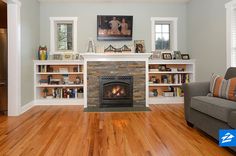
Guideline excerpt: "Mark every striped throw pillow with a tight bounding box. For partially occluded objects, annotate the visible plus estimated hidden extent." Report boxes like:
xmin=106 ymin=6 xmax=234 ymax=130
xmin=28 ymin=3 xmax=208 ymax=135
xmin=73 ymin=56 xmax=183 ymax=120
xmin=209 ymin=74 xmax=236 ymax=101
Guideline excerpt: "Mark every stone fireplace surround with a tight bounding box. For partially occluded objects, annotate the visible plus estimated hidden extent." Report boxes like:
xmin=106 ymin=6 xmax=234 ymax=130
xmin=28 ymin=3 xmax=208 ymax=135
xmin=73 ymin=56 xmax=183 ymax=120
xmin=81 ymin=53 xmax=152 ymax=108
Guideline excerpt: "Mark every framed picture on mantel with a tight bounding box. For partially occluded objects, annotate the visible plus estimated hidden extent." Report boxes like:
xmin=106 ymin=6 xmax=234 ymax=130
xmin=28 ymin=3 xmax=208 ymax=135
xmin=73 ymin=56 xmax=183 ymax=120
xmin=134 ymin=40 xmax=145 ymax=53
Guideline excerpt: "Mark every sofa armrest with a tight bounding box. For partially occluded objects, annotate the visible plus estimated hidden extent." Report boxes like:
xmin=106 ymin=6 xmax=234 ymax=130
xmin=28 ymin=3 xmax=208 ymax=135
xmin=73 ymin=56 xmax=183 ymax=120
xmin=228 ymin=111 xmax=236 ymax=128
xmin=182 ymin=82 xmax=210 ymax=122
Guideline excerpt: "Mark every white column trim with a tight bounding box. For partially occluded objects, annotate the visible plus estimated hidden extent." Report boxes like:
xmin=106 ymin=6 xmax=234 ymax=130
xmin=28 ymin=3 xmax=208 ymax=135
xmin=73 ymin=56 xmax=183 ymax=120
xmin=7 ymin=0 xmax=21 ymax=116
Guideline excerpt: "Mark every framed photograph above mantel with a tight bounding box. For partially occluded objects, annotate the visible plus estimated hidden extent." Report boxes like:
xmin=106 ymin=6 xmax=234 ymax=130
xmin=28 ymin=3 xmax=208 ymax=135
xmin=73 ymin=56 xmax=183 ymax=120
xmin=97 ymin=15 xmax=133 ymax=41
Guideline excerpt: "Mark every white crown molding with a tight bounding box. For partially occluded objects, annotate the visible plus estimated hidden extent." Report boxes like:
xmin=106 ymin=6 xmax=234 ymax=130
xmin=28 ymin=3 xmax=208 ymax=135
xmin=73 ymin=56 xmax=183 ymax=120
xmin=38 ymin=0 xmax=190 ymax=3
xmin=7 ymin=0 xmax=21 ymax=6
xmin=225 ymin=0 xmax=236 ymax=8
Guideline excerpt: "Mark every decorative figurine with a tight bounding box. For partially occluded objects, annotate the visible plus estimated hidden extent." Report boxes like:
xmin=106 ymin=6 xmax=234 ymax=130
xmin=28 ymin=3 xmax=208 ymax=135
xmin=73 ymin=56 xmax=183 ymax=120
xmin=87 ymin=38 xmax=96 ymax=53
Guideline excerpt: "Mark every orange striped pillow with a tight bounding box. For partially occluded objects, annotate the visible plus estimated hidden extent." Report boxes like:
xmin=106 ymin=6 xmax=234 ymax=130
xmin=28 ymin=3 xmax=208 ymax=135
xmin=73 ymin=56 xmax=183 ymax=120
xmin=210 ymin=74 xmax=236 ymax=101
xmin=227 ymin=78 xmax=236 ymax=101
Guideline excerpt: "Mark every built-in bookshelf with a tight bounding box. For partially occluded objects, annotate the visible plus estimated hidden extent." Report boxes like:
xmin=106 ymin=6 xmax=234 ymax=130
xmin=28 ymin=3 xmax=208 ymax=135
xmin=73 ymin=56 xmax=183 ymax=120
xmin=33 ymin=60 xmax=84 ymax=105
xmin=33 ymin=58 xmax=195 ymax=106
xmin=148 ymin=59 xmax=195 ymax=104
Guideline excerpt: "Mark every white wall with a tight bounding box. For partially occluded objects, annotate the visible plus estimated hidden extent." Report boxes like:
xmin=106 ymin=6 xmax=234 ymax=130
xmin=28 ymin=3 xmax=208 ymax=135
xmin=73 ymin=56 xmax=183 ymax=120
xmin=40 ymin=2 xmax=187 ymax=53
xmin=21 ymin=0 xmax=40 ymax=106
xmin=187 ymin=0 xmax=231 ymax=81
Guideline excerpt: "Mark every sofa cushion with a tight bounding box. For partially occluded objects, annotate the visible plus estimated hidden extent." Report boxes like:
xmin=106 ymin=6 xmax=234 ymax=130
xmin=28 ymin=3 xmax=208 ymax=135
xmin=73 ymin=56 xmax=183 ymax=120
xmin=209 ymin=73 xmax=236 ymax=101
xmin=191 ymin=96 xmax=236 ymax=122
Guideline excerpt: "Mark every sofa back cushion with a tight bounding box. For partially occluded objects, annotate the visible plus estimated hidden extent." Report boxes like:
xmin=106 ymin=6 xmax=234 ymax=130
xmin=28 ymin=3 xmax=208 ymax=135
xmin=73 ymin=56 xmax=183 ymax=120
xmin=225 ymin=67 xmax=236 ymax=80
xmin=210 ymin=74 xmax=236 ymax=101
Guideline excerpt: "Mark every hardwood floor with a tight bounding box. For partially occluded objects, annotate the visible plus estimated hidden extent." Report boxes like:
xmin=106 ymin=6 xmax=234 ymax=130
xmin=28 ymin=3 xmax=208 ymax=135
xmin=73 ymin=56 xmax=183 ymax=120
xmin=0 ymin=105 xmax=233 ymax=156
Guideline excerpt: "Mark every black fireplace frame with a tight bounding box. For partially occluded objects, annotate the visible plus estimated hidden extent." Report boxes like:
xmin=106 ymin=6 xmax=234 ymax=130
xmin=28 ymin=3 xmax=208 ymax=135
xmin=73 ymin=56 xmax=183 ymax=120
xmin=99 ymin=76 xmax=133 ymax=108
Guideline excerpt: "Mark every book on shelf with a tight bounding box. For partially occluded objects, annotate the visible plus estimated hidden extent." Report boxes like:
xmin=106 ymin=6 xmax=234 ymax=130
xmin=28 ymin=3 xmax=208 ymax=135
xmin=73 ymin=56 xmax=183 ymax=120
xmin=163 ymin=91 xmax=174 ymax=97
xmin=47 ymin=88 xmax=84 ymax=99
xmin=174 ymin=87 xmax=183 ymax=97
xmin=38 ymin=65 xmax=53 ymax=73
xmin=160 ymin=87 xmax=183 ymax=97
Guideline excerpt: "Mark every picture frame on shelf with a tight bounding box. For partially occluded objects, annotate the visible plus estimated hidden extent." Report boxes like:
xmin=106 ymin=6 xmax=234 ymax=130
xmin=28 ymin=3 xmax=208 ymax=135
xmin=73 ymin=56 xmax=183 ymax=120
xmin=173 ymin=51 xmax=182 ymax=60
xmin=53 ymin=54 xmax=62 ymax=60
xmin=134 ymin=40 xmax=145 ymax=53
xmin=74 ymin=54 xmax=80 ymax=60
xmin=181 ymin=54 xmax=190 ymax=60
xmin=63 ymin=53 xmax=73 ymax=60
xmin=151 ymin=51 xmax=162 ymax=59
xmin=162 ymin=53 xmax=172 ymax=60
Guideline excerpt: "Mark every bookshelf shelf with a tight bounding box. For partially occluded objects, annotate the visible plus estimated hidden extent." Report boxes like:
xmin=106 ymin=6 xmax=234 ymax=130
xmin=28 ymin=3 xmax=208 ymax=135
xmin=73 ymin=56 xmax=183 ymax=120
xmin=148 ymin=59 xmax=195 ymax=104
xmin=36 ymin=84 xmax=84 ymax=88
xmin=149 ymin=71 xmax=193 ymax=74
xmin=34 ymin=60 xmax=84 ymax=105
xmin=149 ymin=83 xmax=182 ymax=87
xmin=36 ymin=72 xmax=83 ymax=75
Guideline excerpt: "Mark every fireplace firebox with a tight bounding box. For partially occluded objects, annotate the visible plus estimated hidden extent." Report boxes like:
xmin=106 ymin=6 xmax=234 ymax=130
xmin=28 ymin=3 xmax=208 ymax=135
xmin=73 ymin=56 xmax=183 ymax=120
xmin=100 ymin=76 xmax=133 ymax=108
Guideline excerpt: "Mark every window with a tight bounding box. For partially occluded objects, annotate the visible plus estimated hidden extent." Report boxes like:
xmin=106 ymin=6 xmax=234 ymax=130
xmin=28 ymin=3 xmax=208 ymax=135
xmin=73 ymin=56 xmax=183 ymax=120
xmin=151 ymin=17 xmax=178 ymax=51
xmin=155 ymin=24 xmax=170 ymax=50
xmin=226 ymin=0 xmax=236 ymax=67
xmin=50 ymin=17 xmax=78 ymax=54
xmin=57 ymin=23 xmax=73 ymax=51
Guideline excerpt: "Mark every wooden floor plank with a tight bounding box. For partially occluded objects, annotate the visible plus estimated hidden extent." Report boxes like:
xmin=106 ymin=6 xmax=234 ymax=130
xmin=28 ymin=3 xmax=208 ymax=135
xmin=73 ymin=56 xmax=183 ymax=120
xmin=0 ymin=105 xmax=234 ymax=156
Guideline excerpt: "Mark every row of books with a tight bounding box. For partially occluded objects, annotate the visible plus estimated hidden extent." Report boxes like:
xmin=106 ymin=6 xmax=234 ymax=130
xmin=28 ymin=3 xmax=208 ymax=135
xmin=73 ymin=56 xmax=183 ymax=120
xmin=163 ymin=87 xmax=183 ymax=97
xmin=45 ymin=88 xmax=84 ymax=99
xmin=161 ymin=74 xmax=190 ymax=84
xmin=38 ymin=65 xmax=82 ymax=73
xmin=38 ymin=65 xmax=52 ymax=73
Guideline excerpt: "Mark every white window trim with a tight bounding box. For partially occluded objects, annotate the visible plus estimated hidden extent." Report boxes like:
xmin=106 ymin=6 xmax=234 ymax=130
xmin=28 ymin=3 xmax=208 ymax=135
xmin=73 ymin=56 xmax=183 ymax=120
xmin=226 ymin=0 xmax=236 ymax=68
xmin=50 ymin=17 xmax=78 ymax=54
xmin=151 ymin=17 xmax=178 ymax=51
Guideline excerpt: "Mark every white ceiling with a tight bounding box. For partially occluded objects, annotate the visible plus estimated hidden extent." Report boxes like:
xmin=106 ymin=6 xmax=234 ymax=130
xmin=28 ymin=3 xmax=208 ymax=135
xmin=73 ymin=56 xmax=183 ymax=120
xmin=38 ymin=0 xmax=190 ymax=3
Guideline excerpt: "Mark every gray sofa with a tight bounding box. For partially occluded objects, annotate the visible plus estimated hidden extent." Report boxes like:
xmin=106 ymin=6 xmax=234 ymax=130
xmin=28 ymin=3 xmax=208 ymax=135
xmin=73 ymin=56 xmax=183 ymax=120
xmin=182 ymin=67 xmax=236 ymax=152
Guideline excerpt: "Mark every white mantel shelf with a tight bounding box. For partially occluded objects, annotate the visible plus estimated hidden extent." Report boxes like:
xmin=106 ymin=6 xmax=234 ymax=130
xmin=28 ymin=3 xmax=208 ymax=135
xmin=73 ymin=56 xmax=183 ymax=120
xmin=80 ymin=53 xmax=152 ymax=61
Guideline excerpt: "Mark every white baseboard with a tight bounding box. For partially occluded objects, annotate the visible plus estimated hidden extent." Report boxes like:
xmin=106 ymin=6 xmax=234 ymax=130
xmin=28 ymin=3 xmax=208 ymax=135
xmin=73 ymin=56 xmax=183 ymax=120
xmin=34 ymin=99 xmax=84 ymax=106
xmin=20 ymin=101 xmax=35 ymax=114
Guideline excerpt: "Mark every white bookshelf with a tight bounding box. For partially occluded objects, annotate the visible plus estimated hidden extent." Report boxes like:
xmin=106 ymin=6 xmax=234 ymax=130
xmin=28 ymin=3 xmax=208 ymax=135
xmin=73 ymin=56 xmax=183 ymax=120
xmin=148 ymin=59 xmax=195 ymax=104
xmin=33 ymin=60 xmax=84 ymax=105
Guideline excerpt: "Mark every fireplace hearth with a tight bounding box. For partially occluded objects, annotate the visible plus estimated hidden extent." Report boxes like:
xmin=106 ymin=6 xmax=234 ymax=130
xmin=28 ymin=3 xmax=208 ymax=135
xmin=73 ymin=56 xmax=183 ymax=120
xmin=100 ymin=76 xmax=133 ymax=108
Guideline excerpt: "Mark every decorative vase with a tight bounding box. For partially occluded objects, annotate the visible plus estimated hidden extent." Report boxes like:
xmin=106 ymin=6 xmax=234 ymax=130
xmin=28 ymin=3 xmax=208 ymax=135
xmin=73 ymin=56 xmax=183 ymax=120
xmin=38 ymin=45 xmax=47 ymax=60
xmin=153 ymin=89 xmax=158 ymax=97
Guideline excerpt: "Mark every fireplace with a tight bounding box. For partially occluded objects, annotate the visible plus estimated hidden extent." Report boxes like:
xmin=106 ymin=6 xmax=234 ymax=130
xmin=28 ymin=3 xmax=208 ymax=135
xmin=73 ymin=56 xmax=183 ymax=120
xmin=100 ymin=76 xmax=133 ymax=108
